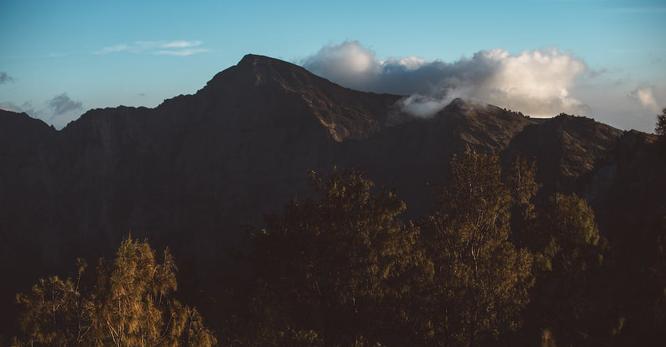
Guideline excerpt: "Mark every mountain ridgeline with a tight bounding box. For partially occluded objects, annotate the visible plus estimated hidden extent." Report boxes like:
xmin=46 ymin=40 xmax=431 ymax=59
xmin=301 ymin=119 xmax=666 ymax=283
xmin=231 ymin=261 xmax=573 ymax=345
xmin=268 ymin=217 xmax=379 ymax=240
xmin=1 ymin=54 xmax=664 ymax=345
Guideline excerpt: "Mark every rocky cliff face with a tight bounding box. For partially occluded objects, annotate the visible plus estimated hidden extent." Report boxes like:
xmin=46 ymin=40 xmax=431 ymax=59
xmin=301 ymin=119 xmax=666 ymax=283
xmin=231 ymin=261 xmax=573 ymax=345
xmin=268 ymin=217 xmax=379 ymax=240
xmin=0 ymin=54 xmax=660 ymax=335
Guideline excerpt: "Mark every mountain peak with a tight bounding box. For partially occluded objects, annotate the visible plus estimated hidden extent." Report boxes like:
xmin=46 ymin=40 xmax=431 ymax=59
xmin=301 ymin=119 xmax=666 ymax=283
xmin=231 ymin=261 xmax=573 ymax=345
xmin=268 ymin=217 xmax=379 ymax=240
xmin=237 ymin=53 xmax=286 ymax=67
xmin=203 ymin=53 xmax=316 ymax=94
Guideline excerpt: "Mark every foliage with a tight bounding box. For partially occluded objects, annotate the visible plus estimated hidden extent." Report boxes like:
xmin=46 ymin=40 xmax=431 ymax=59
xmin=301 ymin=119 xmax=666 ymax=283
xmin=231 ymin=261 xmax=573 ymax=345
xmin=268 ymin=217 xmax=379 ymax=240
xmin=13 ymin=237 xmax=217 ymax=347
xmin=657 ymin=108 xmax=666 ymax=150
xmin=421 ymin=151 xmax=534 ymax=346
xmin=527 ymin=193 xmax=609 ymax=346
xmin=14 ymin=147 xmax=663 ymax=346
xmin=656 ymin=108 xmax=666 ymax=137
xmin=504 ymin=157 xmax=540 ymax=250
xmin=247 ymin=170 xmax=433 ymax=346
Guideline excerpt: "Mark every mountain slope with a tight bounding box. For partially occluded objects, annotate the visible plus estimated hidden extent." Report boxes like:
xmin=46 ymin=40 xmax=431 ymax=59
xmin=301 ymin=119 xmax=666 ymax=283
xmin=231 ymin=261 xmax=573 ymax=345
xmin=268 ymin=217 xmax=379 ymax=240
xmin=0 ymin=54 xmax=657 ymax=339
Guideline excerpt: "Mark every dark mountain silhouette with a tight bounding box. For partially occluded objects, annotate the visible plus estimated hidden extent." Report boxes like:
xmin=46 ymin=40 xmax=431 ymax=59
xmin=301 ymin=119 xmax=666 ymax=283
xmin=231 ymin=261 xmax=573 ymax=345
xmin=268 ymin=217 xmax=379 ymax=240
xmin=0 ymin=54 xmax=663 ymax=339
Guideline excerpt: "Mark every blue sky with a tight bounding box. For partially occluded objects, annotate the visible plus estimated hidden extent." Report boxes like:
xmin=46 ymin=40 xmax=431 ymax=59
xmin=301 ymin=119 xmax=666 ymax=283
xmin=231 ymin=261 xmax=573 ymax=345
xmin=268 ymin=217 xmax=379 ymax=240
xmin=1 ymin=0 xmax=664 ymax=130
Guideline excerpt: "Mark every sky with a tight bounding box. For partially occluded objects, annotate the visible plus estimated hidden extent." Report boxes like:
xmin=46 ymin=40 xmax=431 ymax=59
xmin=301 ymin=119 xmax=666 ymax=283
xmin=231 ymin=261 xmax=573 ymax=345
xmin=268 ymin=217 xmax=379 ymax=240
xmin=0 ymin=0 xmax=664 ymax=131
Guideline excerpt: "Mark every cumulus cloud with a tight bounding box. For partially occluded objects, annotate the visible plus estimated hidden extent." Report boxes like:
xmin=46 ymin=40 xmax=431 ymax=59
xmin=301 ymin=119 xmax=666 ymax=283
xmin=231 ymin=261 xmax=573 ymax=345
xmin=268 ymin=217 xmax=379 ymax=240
xmin=303 ymin=41 xmax=588 ymax=118
xmin=302 ymin=41 xmax=382 ymax=90
xmin=0 ymin=72 xmax=14 ymax=84
xmin=95 ymin=40 xmax=208 ymax=56
xmin=47 ymin=93 xmax=82 ymax=116
xmin=630 ymin=86 xmax=659 ymax=112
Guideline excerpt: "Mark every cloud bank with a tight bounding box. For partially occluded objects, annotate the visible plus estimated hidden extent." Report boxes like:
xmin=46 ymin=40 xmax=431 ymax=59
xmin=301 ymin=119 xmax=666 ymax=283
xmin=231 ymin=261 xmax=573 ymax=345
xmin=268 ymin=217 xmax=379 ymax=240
xmin=303 ymin=41 xmax=588 ymax=118
xmin=95 ymin=40 xmax=208 ymax=56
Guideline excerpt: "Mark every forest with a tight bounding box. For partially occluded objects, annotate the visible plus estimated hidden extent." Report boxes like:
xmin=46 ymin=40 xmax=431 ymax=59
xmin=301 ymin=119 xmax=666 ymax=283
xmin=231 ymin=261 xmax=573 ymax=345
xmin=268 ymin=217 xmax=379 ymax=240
xmin=10 ymin=110 xmax=666 ymax=346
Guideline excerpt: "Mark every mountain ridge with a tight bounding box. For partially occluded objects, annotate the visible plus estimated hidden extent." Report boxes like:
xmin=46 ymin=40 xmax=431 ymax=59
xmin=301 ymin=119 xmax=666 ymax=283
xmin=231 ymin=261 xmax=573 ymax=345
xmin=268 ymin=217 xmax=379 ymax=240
xmin=0 ymin=54 xmax=661 ymax=339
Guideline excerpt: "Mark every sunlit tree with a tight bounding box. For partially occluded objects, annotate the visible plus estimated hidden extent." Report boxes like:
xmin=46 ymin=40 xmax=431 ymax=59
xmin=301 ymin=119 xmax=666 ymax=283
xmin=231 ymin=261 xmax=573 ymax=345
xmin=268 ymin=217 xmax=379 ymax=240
xmin=13 ymin=237 xmax=217 ymax=347
xmin=422 ymin=151 xmax=534 ymax=346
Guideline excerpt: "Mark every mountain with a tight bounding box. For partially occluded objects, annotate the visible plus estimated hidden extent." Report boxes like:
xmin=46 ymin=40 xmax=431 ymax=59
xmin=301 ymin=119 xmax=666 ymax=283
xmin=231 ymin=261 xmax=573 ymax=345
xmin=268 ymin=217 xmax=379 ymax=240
xmin=0 ymin=54 xmax=663 ymax=339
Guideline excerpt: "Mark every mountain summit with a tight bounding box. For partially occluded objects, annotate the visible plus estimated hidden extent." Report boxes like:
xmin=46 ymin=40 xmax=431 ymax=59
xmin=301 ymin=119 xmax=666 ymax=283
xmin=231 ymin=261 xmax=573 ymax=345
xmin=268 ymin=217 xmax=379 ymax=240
xmin=198 ymin=53 xmax=401 ymax=141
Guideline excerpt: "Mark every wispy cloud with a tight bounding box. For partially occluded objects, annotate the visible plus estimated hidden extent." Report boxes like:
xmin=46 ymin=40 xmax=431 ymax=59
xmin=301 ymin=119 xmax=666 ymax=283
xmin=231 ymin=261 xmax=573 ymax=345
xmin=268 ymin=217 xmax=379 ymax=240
xmin=95 ymin=44 xmax=131 ymax=55
xmin=630 ymin=86 xmax=660 ymax=112
xmin=0 ymin=72 xmax=14 ymax=84
xmin=94 ymin=40 xmax=208 ymax=56
xmin=1 ymin=93 xmax=84 ymax=129
xmin=160 ymin=40 xmax=202 ymax=49
xmin=0 ymin=101 xmax=34 ymax=114
xmin=155 ymin=48 xmax=209 ymax=56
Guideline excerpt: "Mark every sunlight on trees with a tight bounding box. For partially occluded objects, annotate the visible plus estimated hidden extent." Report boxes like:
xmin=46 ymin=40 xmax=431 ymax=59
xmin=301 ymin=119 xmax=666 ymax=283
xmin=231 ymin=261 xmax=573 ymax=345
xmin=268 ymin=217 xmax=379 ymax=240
xmin=13 ymin=237 xmax=216 ymax=347
xmin=421 ymin=151 xmax=534 ymax=346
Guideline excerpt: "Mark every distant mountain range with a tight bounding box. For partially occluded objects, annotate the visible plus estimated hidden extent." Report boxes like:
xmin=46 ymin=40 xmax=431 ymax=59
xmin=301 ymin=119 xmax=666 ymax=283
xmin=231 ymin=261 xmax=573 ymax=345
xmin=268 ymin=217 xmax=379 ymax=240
xmin=0 ymin=54 xmax=663 ymax=338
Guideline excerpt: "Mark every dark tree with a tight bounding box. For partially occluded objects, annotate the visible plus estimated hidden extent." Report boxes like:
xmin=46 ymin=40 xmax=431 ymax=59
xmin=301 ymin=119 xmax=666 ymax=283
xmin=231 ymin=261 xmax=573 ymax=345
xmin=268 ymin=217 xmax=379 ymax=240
xmin=657 ymin=108 xmax=666 ymax=151
xmin=656 ymin=108 xmax=666 ymax=137
xmin=504 ymin=157 xmax=540 ymax=250
xmin=247 ymin=170 xmax=432 ymax=346
xmin=527 ymin=194 xmax=609 ymax=347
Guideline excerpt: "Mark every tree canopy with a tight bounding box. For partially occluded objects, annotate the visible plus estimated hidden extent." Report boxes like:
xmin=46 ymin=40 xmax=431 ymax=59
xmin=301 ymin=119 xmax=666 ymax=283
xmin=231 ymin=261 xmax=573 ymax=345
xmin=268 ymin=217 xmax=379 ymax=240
xmin=247 ymin=170 xmax=432 ymax=346
xmin=421 ymin=151 xmax=534 ymax=346
xmin=13 ymin=237 xmax=216 ymax=347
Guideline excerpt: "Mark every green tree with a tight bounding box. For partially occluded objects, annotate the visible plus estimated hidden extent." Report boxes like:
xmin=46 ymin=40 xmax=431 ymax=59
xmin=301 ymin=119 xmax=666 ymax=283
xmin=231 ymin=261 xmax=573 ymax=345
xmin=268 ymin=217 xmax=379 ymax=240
xmin=530 ymin=193 xmax=608 ymax=346
xmin=422 ymin=151 xmax=534 ymax=346
xmin=13 ymin=237 xmax=217 ymax=347
xmin=248 ymin=170 xmax=432 ymax=346
xmin=504 ymin=157 xmax=540 ymax=249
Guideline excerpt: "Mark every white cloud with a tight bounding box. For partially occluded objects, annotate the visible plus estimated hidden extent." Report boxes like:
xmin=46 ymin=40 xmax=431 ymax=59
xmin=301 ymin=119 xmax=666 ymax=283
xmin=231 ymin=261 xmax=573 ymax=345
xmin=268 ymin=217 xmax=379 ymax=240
xmin=630 ymin=86 xmax=659 ymax=112
xmin=389 ymin=56 xmax=427 ymax=70
xmin=160 ymin=40 xmax=202 ymax=49
xmin=95 ymin=40 xmax=208 ymax=56
xmin=302 ymin=41 xmax=381 ymax=91
xmin=303 ymin=41 xmax=588 ymax=118
xmin=477 ymin=48 xmax=587 ymax=116
xmin=155 ymin=48 xmax=209 ymax=56
xmin=94 ymin=44 xmax=131 ymax=55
